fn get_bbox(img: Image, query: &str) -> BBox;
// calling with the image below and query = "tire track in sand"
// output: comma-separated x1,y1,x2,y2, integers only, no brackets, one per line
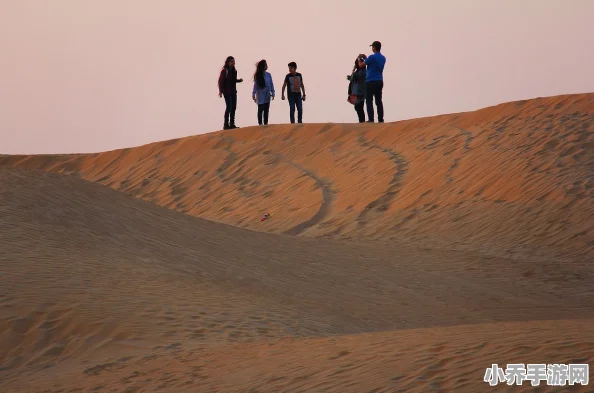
356,136,409,227
272,153,335,236
444,127,473,183
212,134,336,236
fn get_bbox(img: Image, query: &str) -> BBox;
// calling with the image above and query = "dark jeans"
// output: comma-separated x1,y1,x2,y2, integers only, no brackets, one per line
354,100,365,123
287,93,303,123
224,93,237,125
366,80,384,122
258,102,270,125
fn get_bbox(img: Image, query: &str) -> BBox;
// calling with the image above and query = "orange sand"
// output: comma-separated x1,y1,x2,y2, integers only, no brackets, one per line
1,93,593,392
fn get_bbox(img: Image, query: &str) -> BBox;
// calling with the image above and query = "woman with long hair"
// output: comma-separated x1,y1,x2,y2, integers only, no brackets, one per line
251,59,275,126
346,54,367,123
217,56,243,129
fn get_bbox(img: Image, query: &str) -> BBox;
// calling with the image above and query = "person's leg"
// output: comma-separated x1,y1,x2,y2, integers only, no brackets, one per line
296,94,303,123
257,103,264,125
355,101,365,123
223,94,231,128
288,94,296,123
263,102,270,125
376,81,384,123
366,82,375,122
230,94,238,127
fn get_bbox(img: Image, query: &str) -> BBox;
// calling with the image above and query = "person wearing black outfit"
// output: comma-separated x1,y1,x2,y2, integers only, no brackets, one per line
217,56,244,129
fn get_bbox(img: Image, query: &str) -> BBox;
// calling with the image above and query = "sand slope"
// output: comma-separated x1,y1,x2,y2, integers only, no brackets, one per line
1,94,593,264
1,168,593,392
1,94,593,392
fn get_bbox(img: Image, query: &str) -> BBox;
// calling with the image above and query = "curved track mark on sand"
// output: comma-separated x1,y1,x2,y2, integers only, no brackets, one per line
276,155,335,236
453,127,474,151
443,128,473,183
211,135,335,236
214,136,239,182
356,136,409,227
445,158,460,184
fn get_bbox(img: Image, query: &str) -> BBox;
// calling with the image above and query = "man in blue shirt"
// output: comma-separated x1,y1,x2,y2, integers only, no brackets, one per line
364,41,386,123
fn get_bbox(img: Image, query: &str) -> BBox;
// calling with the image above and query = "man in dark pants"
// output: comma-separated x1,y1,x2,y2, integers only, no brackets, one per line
364,41,386,123
223,94,237,128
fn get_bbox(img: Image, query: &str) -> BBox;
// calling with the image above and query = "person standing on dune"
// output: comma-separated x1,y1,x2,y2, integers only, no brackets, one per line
365,41,386,123
347,54,367,123
218,56,243,130
252,59,275,126
281,62,306,124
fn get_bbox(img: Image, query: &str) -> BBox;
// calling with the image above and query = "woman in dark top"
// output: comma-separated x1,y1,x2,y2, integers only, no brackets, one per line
346,54,367,123
218,56,243,129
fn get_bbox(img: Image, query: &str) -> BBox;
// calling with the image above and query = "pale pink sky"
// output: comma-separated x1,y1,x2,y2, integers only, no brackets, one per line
1,0,593,154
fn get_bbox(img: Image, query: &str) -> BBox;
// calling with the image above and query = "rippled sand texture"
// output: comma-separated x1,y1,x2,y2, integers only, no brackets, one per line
2,94,593,264
1,93,593,392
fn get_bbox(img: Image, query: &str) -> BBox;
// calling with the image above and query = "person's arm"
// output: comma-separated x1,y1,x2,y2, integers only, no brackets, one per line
300,75,306,99
218,69,225,97
269,74,275,99
252,80,257,102
364,54,375,66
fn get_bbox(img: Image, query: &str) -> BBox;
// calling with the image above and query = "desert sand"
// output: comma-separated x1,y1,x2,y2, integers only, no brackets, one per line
1,93,593,392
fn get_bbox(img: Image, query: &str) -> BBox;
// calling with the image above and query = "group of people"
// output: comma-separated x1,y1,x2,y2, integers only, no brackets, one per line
217,41,385,130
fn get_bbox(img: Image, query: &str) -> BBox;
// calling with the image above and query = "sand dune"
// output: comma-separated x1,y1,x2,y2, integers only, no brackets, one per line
1,94,592,264
1,93,593,392
1,168,593,392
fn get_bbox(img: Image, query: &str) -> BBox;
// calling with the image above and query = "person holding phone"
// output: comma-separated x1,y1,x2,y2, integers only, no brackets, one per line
365,41,386,123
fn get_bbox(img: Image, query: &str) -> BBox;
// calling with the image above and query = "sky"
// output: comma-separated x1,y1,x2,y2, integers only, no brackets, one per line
1,0,593,154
